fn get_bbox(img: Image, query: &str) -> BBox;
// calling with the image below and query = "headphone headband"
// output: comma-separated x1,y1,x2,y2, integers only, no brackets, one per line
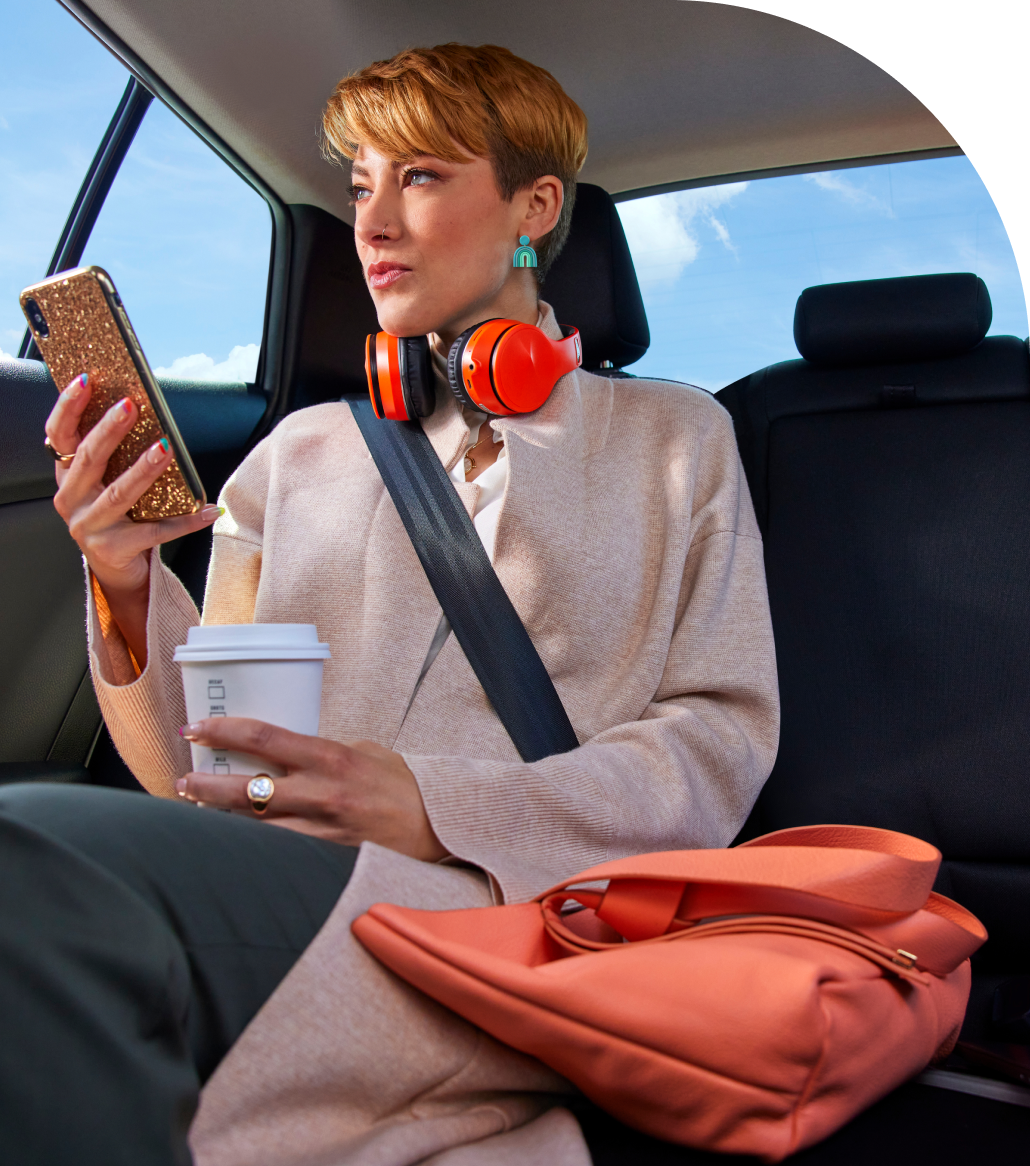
366,319,582,421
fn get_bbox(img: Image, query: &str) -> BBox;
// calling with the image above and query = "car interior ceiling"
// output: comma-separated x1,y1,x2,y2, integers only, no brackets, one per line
3,0,1029,1159
71,0,957,219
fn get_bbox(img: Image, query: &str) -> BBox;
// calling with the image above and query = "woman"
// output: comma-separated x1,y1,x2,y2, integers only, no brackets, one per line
0,44,778,1166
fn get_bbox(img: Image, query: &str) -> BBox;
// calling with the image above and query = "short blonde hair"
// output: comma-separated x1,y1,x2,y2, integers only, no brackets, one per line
323,43,588,278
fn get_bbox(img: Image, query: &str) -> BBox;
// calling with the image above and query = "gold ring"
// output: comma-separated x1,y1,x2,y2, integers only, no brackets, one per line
44,436,76,465
246,774,275,815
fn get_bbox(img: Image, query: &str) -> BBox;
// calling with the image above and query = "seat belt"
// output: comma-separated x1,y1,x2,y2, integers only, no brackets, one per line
348,397,579,763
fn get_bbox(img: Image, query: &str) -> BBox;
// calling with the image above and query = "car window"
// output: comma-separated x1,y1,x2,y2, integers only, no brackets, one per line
1,2,272,386
618,155,1029,389
0,1,127,360
78,101,272,385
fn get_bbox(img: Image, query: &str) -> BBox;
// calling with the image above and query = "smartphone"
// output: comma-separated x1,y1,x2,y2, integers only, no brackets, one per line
20,266,205,522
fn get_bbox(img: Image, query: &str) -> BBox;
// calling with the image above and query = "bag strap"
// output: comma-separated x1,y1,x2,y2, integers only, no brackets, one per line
537,824,945,905
348,397,579,763
534,823,987,971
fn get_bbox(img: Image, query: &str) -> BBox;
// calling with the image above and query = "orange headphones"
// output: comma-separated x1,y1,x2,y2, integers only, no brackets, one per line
365,319,583,421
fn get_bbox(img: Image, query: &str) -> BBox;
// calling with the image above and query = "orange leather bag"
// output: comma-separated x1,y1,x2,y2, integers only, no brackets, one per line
353,825,986,1162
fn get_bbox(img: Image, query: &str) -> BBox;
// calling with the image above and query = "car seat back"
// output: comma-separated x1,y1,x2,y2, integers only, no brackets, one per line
717,274,1030,972
543,183,650,371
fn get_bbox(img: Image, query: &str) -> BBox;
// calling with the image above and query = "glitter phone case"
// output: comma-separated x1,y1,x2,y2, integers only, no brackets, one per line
20,266,205,522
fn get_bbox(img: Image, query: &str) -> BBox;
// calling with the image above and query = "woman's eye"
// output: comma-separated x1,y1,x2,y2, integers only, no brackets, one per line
349,186,372,202
406,169,438,188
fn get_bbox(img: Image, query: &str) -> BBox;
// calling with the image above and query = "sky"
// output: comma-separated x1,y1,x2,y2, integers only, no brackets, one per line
619,157,1029,389
78,99,271,380
1,0,269,380
1,1,1027,390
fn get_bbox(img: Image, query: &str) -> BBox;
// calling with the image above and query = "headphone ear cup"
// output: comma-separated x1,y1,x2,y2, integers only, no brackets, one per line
446,325,481,410
399,336,434,418
444,317,575,416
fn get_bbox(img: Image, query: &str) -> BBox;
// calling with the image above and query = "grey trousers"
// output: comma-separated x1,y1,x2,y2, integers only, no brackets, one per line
0,783,357,1166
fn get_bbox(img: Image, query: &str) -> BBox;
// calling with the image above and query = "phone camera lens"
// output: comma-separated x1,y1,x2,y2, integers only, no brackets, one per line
24,298,50,339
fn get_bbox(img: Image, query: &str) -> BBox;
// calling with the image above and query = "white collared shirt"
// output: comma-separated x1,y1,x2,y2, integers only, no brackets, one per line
449,410,508,559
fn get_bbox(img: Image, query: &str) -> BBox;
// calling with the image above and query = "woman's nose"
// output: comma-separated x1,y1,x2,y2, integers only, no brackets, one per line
355,192,397,247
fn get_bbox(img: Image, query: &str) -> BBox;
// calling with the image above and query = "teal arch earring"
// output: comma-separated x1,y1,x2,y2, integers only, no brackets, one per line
513,235,538,268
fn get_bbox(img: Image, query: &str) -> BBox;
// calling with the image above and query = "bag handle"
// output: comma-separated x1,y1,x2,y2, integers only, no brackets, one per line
537,825,943,911
349,398,579,763
534,825,973,947
537,824,988,972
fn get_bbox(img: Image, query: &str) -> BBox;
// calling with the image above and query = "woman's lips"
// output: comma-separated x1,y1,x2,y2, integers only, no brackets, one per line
367,263,411,290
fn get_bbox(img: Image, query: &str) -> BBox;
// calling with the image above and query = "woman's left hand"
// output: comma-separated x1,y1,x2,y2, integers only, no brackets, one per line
176,718,448,861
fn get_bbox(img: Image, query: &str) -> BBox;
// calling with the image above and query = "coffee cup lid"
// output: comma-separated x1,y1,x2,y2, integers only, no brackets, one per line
173,624,331,663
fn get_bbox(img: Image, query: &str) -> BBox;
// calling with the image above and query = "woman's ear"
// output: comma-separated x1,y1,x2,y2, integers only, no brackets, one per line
521,175,564,243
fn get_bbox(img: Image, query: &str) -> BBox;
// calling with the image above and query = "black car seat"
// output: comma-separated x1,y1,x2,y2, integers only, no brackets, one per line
543,182,650,372
718,274,1030,985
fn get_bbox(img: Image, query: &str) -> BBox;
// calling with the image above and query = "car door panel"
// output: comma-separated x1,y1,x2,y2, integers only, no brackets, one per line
0,355,267,780
0,497,88,766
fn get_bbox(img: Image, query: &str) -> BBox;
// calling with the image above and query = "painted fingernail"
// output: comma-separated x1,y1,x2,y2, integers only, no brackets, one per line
80,373,88,387
180,723,203,741
147,437,170,464
120,397,133,416
200,505,225,522
62,374,86,400
175,778,188,797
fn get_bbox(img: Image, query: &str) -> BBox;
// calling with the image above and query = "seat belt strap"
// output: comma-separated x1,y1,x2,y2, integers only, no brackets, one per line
348,397,579,763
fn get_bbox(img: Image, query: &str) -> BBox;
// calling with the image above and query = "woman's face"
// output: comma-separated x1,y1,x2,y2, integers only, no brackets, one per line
350,145,562,344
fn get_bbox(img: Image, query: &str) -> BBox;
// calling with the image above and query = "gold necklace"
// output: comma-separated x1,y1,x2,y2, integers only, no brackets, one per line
463,430,501,474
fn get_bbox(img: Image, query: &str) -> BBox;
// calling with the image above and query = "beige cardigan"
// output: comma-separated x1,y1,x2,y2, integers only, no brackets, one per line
88,303,779,1164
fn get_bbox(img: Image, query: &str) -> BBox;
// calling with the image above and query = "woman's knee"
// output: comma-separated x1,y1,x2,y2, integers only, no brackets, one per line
0,780,357,927
0,783,216,901
0,782,164,847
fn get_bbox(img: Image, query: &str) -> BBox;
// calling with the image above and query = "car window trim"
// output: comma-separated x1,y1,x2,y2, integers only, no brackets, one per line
53,0,291,433
18,76,153,360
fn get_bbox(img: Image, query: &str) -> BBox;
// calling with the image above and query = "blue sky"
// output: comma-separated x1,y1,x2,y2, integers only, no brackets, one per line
1,1,127,357
78,101,271,379
619,157,1029,389
1,0,269,379
2,1,1027,389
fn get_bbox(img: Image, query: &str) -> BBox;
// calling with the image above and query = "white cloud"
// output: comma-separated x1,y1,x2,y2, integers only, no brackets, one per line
621,197,697,259
0,345,14,363
153,343,259,383
804,171,892,215
706,212,736,254
618,182,748,288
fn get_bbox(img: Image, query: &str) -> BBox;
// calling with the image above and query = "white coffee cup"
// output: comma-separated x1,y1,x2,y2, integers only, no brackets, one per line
173,624,331,776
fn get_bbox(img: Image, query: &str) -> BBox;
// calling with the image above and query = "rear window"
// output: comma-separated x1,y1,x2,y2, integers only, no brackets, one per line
618,155,1029,390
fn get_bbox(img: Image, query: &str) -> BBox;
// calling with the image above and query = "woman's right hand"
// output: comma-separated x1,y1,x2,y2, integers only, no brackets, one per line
46,374,222,664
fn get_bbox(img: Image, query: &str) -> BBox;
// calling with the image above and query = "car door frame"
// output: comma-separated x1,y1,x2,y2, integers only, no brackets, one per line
55,0,294,436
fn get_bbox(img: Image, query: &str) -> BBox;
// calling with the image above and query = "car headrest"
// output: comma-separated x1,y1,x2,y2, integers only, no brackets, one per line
543,183,650,371
794,273,993,367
